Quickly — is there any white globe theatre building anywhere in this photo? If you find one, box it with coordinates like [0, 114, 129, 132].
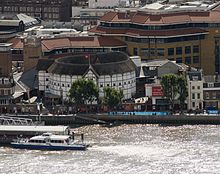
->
[37, 52, 137, 102]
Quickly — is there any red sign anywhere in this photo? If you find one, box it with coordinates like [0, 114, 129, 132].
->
[152, 86, 163, 97]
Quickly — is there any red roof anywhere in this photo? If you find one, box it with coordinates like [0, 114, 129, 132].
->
[8, 36, 127, 52]
[8, 37, 23, 49]
[100, 9, 220, 25]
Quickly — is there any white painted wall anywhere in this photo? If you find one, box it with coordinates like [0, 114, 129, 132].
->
[187, 80, 203, 110]
[38, 69, 136, 100]
[72, 7, 82, 17]
[89, 0, 120, 8]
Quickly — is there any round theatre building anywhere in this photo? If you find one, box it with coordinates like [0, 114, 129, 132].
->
[37, 52, 137, 101]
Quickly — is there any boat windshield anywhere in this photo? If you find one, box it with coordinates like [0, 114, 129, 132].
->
[42, 133, 53, 136]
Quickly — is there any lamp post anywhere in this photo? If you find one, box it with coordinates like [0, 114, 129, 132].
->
[60, 87, 64, 114]
[189, 81, 192, 110]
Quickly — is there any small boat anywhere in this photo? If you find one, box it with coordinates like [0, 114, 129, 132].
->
[11, 132, 89, 151]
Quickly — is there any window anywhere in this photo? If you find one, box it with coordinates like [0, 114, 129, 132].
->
[100, 84, 103, 88]
[212, 92, 216, 99]
[185, 46, 191, 54]
[62, 84, 64, 87]
[192, 86, 195, 90]
[193, 45, 199, 53]
[176, 57, 182, 63]
[192, 93, 195, 99]
[168, 58, 174, 61]
[185, 56, 191, 64]
[176, 47, 182, 55]
[133, 48, 138, 56]
[168, 48, 174, 56]
[197, 86, 200, 90]
[141, 48, 149, 56]
[119, 82, 122, 86]
[157, 48, 164, 56]
[46, 78, 49, 81]
[192, 102, 195, 107]
[193, 56, 199, 64]
[197, 93, 200, 99]
[205, 92, 209, 99]
[208, 83, 214, 88]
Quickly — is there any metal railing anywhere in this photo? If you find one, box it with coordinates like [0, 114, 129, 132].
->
[0, 116, 34, 125]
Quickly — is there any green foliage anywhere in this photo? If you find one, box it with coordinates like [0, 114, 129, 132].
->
[68, 78, 99, 105]
[161, 74, 188, 111]
[177, 75, 188, 111]
[103, 87, 123, 110]
[161, 74, 178, 110]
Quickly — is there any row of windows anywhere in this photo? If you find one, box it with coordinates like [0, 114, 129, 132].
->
[204, 91, 219, 99]
[126, 35, 205, 44]
[99, 80, 135, 88]
[135, 45, 200, 63]
[1, 6, 59, 13]
[192, 93, 201, 100]
[0, 78, 12, 85]
[43, 47, 126, 56]
[101, 22, 217, 30]
[0, 99, 8, 105]
[52, 82, 70, 88]
[168, 45, 199, 56]
[192, 86, 201, 90]
[29, 140, 64, 143]
[141, 48, 164, 57]
[175, 56, 200, 64]
[29, 140, 45, 143]
[0, 90, 11, 96]
[50, 80, 136, 89]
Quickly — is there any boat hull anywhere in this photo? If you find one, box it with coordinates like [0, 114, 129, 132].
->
[11, 143, 87, 151]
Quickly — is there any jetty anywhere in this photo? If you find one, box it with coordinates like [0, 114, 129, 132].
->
[0, 115, 70, 145]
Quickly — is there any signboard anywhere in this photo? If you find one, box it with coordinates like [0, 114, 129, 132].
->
[152, 86, 163, 97]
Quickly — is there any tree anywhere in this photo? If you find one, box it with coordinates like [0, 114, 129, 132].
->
[177, 75, 188, 112]
[161, 74, 178, 111]
[103, 87, 123, 110]
[68, 78, 99, 112]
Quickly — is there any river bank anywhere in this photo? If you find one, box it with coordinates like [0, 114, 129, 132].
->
[5, 113, 220, 126]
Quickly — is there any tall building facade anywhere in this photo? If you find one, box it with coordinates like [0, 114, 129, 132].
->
[89, 2, 220, 75]
[23, 36, 42, 72]
[0, 0, 72, 22]
[0, 44, 15, 110]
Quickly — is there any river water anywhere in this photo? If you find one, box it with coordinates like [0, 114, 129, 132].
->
[0, 124, 220, 174]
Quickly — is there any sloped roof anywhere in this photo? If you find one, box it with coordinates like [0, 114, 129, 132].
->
[36, 59, 54, 71]
[8, 36, 127, 52]
[47, 52, 136, 76]
[100, 8, 220, 24]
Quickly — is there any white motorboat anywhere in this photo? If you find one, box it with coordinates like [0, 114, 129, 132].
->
[11, 132, 89, 151]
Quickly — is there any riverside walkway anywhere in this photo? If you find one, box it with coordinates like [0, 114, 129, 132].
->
[6, 113, 220, 125]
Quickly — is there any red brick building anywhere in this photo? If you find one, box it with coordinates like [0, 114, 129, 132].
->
[0, 0, 72, 22]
